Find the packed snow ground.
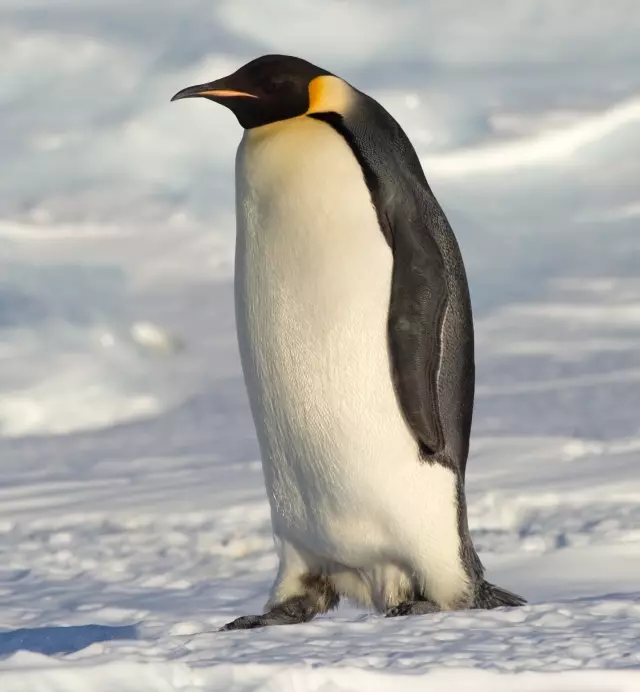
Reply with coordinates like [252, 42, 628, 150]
[1, 1, 640, 689]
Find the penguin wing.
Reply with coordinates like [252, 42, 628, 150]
[384, 199, 448, 457]
[311, 98, 473, 469]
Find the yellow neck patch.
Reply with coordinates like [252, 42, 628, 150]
[307, 75, 353, 115]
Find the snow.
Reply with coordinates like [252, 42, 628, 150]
[1, 0, 640, 689]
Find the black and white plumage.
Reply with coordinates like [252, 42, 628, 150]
[172, 55, 525, 630]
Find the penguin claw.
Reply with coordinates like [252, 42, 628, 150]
[385, 600, 441, 618]
[385, 603, 412, 618]
[219, 614, 267, 631]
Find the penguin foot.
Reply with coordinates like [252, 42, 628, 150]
[385, 600, 441, 618]
[219, 595, 319, 631]
[220, 575, 341, 631]
[219, 614, 270, 631]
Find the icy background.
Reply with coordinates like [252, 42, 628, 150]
[1, 1, 640, 689]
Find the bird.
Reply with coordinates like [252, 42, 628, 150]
[171, 54, 525, 630]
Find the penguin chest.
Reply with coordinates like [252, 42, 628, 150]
[234, 118, 417, 559]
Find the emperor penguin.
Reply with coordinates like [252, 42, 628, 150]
[172, 55, 525, 630]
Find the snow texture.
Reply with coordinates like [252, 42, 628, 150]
[1, 0, 640, 689]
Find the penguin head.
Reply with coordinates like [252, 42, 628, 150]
[171, 55, 341, 129]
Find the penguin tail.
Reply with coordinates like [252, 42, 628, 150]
[473, 580, 526, 609]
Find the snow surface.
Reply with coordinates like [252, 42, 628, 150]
[2, 0, 640, 689]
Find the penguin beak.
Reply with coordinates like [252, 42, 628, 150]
[171, 79, 258, 103]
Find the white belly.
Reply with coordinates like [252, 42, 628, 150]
[234, 117, 466, 609]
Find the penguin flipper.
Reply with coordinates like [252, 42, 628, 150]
[386, 206, 448, 457]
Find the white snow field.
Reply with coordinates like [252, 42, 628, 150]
[2, 0, 640, 689]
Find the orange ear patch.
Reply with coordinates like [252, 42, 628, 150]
[307, 76, 353, 115]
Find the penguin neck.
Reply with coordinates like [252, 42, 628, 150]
[242, 75, 358, 142]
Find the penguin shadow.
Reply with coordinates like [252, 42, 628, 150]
[0, 623, 138, 659]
